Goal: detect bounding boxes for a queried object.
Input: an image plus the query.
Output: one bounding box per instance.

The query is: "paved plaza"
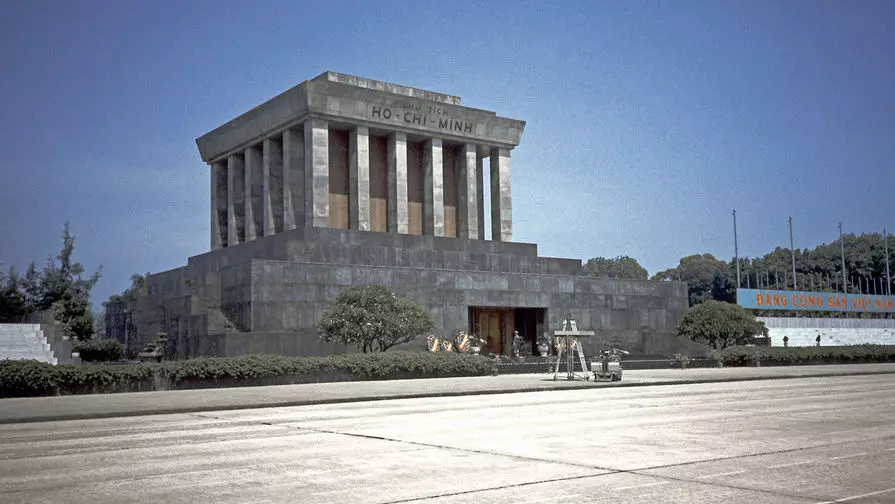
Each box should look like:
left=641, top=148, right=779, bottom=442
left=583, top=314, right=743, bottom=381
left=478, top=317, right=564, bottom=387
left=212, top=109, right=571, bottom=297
left=2, top=372, right=895, bottom=503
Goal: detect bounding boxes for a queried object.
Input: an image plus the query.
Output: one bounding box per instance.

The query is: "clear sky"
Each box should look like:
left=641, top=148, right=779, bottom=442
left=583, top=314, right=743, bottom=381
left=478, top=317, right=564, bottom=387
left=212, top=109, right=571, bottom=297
left=1, top=0, right=894, bottom=305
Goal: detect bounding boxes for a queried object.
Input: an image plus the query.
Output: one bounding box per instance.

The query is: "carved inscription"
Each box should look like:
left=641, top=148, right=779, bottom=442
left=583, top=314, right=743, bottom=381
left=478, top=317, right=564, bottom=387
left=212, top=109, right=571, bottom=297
left=369, top=103, right=474, bottom=134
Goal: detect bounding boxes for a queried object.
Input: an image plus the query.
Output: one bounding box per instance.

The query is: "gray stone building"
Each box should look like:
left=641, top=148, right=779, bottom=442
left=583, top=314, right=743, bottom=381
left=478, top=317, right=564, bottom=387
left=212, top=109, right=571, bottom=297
left=129, top=72, right=692, bottom=358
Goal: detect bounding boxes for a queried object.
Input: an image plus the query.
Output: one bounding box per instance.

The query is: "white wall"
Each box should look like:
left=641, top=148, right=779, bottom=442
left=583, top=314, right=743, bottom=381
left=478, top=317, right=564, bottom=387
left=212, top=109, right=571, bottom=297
left=759, top=317, right=895, bottom=347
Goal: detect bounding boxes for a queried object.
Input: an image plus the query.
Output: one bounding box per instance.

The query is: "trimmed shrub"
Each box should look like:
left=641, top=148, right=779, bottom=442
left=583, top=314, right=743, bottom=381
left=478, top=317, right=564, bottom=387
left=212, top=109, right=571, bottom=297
left=0, top=360, right=59, bottom=397
left=0, top=360, right=154, bottom=397
left=720, top=344, right=895, bottom=366
left=0, top=351, right=492, bottom=398
left=160, top=351, right=491, bottom=385
left=73, top=339, right=123, bottom=362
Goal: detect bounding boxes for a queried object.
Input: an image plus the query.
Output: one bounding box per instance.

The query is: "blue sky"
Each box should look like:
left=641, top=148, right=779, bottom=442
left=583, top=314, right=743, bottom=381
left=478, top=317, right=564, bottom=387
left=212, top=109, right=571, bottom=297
left=1, top=0, right=894, bottom=305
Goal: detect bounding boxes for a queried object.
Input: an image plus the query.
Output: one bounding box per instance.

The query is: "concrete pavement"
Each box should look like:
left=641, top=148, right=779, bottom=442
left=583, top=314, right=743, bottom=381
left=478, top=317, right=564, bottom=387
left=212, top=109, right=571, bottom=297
left=1, top=363, right=895, bottom=424
left=2, top=374, right=895, bottom=503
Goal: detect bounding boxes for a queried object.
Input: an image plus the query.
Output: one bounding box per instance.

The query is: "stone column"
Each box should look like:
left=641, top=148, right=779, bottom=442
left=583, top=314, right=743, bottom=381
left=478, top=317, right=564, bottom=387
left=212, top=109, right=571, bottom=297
left=423, top=138, right=444, bottom=237
left=210, top=162, right=224, bottom=249
left=304, top=119, right=329, bottom=228
left=262, top=137, right=283, bottom=235
left=457, top=143, right=479, bottom=239
left=349, top=126, right=371, bottom=231
left=476, top=153, right=485, bottom=240
left=282, top=129, right=304, bottom=231
left=490, top=147, right=512, bottom=242
left=227, top=154, right=244, bottom=246
left=387, top=132, right=409, bottom=234
left=244, top=146, right=262, bottom=241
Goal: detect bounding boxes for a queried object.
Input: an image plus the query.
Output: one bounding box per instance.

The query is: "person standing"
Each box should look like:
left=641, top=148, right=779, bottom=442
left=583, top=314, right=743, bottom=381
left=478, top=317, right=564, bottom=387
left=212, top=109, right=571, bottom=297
left=512, top=330, right=524, bottom=360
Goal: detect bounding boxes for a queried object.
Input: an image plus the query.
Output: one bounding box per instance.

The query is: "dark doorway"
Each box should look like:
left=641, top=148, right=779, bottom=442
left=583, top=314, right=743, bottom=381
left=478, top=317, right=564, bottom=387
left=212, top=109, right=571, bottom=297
left=468, top=307, right=547, bottom=356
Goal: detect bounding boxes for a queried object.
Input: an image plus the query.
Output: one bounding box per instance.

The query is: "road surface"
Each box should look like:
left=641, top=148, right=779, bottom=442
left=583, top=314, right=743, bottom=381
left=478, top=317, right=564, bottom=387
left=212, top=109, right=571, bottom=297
left=2, top=375, right=895, bottom=503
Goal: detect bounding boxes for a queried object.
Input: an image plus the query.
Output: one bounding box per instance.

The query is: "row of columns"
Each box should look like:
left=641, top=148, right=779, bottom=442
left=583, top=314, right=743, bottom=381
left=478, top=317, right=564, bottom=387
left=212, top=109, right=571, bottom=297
left=210, top=119, right=512, bottom=249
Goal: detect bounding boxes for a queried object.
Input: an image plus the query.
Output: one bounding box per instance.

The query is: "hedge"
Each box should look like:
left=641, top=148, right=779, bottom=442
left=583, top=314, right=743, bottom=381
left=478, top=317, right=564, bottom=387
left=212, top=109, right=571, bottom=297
left=0, top=351, right=492, bottom=398
left=719, top=344, right=895, bottom=366
left=73, top=339, right=123, bottom=362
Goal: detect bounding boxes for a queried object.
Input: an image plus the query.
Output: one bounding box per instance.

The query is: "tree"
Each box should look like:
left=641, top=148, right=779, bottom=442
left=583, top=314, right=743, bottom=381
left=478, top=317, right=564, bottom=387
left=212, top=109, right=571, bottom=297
left=0, top=222, right=100, bottom=333
left=677, top=300, right=768, bottom=350
left=584, top=256, right=648, bottom=279
left=20, top=262, right=42, bottom=309
left=38, top=222, right=102, bottom=339
left=318, top=285, right=435, bottom=353
left=0, top=266, right=29, bottom=322
left=653, top=254, right=733, bottom=305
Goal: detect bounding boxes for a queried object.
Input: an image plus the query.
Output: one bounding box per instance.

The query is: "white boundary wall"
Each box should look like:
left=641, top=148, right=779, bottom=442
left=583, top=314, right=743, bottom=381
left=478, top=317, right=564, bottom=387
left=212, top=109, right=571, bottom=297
left=759, top=317, right=895, bottom=347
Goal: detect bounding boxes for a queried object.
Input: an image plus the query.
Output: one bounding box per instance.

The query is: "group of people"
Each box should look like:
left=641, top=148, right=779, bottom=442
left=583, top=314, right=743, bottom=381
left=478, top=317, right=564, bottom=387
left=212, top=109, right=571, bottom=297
left=428, top=329, right=607, bottom=360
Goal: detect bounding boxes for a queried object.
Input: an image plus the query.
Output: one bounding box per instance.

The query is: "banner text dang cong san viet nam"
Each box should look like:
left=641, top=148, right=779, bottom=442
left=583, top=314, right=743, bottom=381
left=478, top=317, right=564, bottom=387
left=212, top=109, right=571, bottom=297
left=737, top=288, right=895, bottom=313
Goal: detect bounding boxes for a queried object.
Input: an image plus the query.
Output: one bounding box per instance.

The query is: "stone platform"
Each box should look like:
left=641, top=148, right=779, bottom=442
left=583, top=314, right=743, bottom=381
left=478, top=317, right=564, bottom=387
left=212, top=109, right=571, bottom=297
left=129, top=226, right=695, bottom=359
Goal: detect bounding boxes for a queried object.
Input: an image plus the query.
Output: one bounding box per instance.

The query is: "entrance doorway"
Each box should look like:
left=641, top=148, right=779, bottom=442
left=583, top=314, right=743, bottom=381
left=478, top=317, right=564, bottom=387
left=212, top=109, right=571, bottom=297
left=468, top=307, right=547, bottom=356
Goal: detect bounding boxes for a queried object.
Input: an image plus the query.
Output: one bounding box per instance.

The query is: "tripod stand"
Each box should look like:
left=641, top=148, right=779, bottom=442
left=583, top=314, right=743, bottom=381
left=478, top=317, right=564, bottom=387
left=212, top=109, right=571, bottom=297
left=552, top=316, right=594, bottom=381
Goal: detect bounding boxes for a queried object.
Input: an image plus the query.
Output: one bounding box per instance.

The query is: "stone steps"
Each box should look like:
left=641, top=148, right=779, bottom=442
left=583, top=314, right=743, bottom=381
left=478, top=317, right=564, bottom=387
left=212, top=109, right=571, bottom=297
left=0, top=324, right=58, bottom=365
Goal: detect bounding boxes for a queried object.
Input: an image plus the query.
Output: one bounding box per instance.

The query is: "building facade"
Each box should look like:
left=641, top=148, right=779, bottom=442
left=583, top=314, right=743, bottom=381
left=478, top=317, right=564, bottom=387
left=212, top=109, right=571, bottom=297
left=129, top=72, right=694, bottom=358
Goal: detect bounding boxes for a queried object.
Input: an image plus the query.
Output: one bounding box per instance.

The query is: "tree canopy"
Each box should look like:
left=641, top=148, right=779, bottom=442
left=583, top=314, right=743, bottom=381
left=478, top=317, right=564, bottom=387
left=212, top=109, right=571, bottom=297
left=677, top=300, right=768, bottom=350
left=652, top=254, right=735, bottom=306
left=0, top=222, right=101, bottom=339
left=584, top=255, right=648, bottom=280
left=652, top=231, right=895, bottom=316
left=317, top=285, right=435, bottom=353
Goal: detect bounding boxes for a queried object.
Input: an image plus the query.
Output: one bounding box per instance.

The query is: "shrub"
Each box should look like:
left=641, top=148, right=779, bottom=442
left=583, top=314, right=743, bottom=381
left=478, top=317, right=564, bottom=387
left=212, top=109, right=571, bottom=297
left=0, top=359, right=154, bottom=397
left=719, top=344, right=895, bottom=366
left=73, top=339, right=123, bottom=362
left=0, top=360, right=59, bottom=397
left=0, top=351, right=492, bottom=398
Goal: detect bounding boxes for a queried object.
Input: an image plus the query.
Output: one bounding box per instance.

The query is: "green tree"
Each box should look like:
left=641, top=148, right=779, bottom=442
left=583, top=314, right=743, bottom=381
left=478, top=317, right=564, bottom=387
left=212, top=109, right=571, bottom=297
left=19, top=262, right=42, bottom=309
left=0, top=266, right=29, bottom=322
left=39, top=223, right=102, bottom=339
left=584, top=255, right=648, bottom=279
left=653, top=254, right=734, bottom=305
left=318, top=285, right=435, bottom=353
left=677, top=300, right=768, bottom=350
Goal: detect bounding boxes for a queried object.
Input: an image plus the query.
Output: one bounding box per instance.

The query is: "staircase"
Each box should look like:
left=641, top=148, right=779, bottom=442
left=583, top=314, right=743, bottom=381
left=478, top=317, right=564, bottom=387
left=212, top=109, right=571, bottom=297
left=0, top=323, right=58, bottom=364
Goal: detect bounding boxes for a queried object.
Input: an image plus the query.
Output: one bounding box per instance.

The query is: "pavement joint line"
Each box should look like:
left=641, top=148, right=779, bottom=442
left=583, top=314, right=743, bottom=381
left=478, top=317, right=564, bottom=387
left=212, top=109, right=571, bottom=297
left=621, top=438, right=895, bottom=503
left=195, top=407, right=895, bottom=504
left=696, top=469, right=746, bottom=479
left=4, top=368, right=895, bottom=425
left=377, top=474, right=603, bottom=504
left=611, top=481, right=669, bottom=491
left=188, top=412, right=816, bottom=503
left=0, top=429, right=312, bottom=462
left=0, top=459, right=300, bottom=496
left=519, top=493, right=583, bottom=504
left=767, top=460, right=814, bottom=469
left=626, top=470, right=832, bottom=503
left=628, top=434, right=895, bottom=473
left=295, top=425, right=618, bottom=473
left=190, top=410, right=621, bottom=473
left=813, top=485, right=895, bottom=503
left=829, top=452, right=868, bottom=460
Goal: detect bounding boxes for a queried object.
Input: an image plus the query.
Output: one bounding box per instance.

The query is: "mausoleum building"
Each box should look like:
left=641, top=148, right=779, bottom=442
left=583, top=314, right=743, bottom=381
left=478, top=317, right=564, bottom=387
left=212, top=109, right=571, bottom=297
left=127, top=72, right=691, bottom=358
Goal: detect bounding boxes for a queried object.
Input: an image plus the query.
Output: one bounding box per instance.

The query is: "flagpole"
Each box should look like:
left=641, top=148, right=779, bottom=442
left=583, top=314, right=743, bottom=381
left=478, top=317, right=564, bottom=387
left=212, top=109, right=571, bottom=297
left=789, top=217, right=797, bottom=290
left=885, top=228, right=891, bottom=296
left=733, top=210, right=740, bottom=289
left=839, top=223, right=847, bottom=294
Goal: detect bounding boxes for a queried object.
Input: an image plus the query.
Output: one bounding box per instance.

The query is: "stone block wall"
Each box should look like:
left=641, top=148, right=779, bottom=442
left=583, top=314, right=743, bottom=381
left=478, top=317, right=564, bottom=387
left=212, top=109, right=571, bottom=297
left=136, top=225, right=690, bottom=358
